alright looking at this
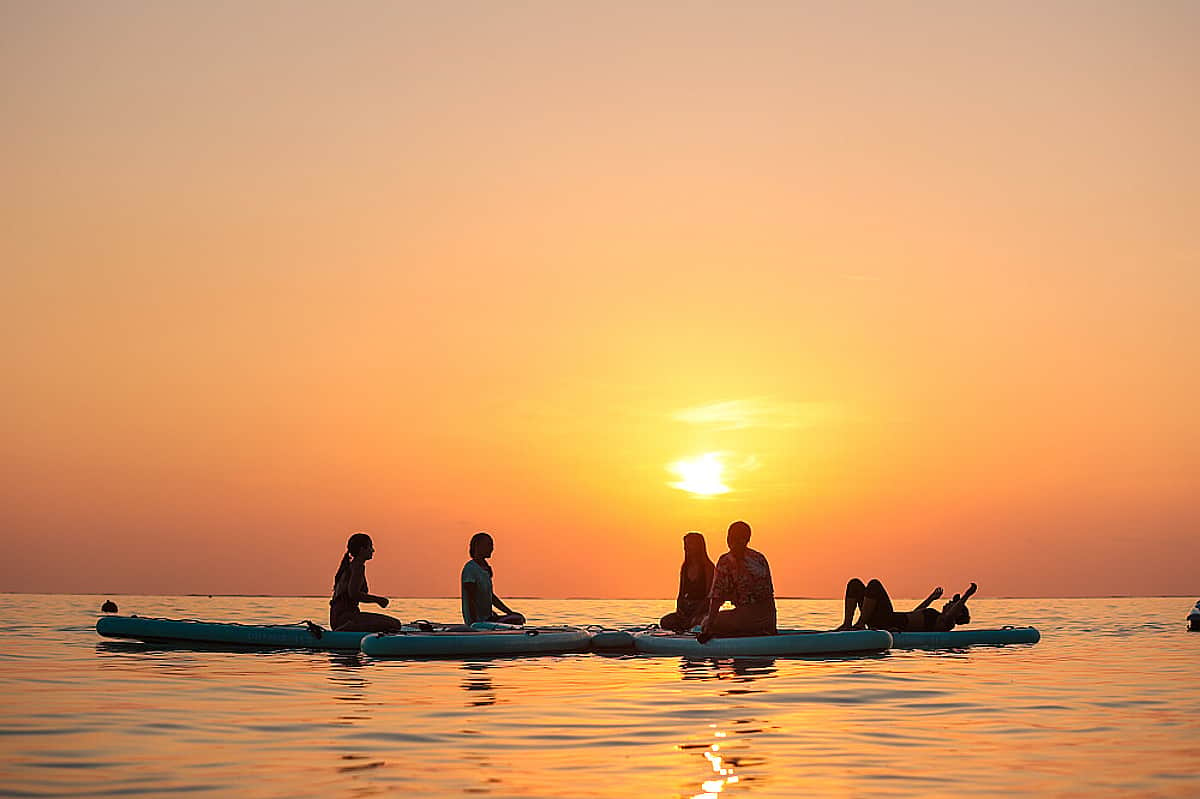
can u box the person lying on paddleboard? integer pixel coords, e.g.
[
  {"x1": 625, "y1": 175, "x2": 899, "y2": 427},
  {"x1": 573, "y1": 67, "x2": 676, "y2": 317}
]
[
  {"x1": 461, "y1": 532, "x2": 526, "y2": 626},
  {"x1": 835, "y1": 578, "x2": 976, "y2": 633},
  {"x1": 660, "y1": 532, "x2": 716, "y2": 632},
  {"x1": 697, "y1": 521, "x2": 777, "y2": 643},
  {"x1": 329, "y1": 532, "x2": 406, "y2": 632}
]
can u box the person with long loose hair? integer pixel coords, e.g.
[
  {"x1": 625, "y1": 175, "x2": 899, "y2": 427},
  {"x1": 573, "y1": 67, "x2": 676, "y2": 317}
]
[{"x1": 660, "y1": 532, "x2": 715, "y2": 632}]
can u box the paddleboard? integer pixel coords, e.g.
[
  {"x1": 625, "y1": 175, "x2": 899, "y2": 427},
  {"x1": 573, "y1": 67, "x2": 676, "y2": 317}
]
[
  {"x1": 632, "y1": 628, "x2": 892, "y2": 657},
  {"x1": 96, "y1": 615, "x2": 367, "y2": 651},
  {"x1": 589, "y1": 630, "x2": 636, "y2": 650},
  {"x1": 361, "y1": 626, "x2": 592, "y2": 658},
  {"x1": 890, "y1": 626, "x2": 1040, "y2": 648}
]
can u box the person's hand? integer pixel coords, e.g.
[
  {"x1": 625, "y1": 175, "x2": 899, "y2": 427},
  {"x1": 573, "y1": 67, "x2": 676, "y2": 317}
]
[
  {"x1": 931, "y1": 587, "x2": 944, "y2": 600},
  {"x1": 377, "y1": 597, "x2": 389, "y2": 608}
]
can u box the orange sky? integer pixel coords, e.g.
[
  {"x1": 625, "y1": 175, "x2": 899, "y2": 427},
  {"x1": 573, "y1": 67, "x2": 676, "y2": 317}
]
[{"x1": 2, "y1": 3, "x2": 1197, "y2": 599}]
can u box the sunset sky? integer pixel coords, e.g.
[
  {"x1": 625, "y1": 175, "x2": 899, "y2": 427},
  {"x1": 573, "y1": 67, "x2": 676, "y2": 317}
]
[{"x1": 2, "y1": 2, "x2": 1197, "y2": 599}]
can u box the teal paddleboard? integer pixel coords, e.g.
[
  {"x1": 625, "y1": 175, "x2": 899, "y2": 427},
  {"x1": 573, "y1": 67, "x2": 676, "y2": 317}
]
[
  {"x1": 361, "y1": 626, "x2": 592, "y2": 658},
  {"x1": 632, "y1": 628, "x2": 892, "y2": 657},
  {"x1": 890, "y1": 626, "x2": 1040, "y2": 648},
  {"x1": 96, "y1": 615, "x2": 367, "y2": 651}
]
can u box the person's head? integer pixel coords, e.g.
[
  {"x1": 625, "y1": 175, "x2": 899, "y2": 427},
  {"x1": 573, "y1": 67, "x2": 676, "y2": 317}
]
[
  {"x1": 682, "y1": 531, "x2": 709, "y2": 562},
  {"x1": 727, "y1": 521, "x2": 752, "y2": 552},
  {"x1": 347, "y1": 532, "x2": 374, "y2": 561},
  {"x1": 469, "y1": 531, "x2": 495, "y2": 559},
  {"x1": 942, "y1": 594, "x2": 971, "y2": 625},
  {"x1": 334, "y1": 532, "x2": 374, "y2": 589}
]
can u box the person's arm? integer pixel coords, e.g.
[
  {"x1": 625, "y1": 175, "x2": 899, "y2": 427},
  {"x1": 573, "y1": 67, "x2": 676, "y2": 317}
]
[
  {"x1": 462, "y1": 581, "x2": 480, "y2": 623},
  {"x1": 491, "y1": 594, "x2": 516, "y2": 615},
  {"x1": 934, "y1": 583, "x2": 977, "y2": 631},
  {"x1": 700, "y1": 558, "x2": 731, "y2": 633},
  {"x1": 699, "y1": 597, "x2": 723, "y2": 632},
  {"x1": 349, "y1": 563, "x2": 389, "y2": 607},
  {"x1": 914, "y1": 586, "x2": 943, "y2": 611}
]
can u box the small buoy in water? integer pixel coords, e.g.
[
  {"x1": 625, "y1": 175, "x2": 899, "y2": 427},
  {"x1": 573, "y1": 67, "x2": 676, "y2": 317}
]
[
  {"x1": 101, "y1": 600, "x2": 118, "y2": 613},
  {"x1": 1188, "y1": 601, "x2": 1200, "y2": 632}
]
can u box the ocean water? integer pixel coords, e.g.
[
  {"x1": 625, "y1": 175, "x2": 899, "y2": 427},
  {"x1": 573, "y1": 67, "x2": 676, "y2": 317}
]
[{"x1": 1, "y1": 594, "x2": 1197, "y2": 798}]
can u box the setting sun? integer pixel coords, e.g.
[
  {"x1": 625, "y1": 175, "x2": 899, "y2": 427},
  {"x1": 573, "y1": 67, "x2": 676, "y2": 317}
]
[{"x1": 669, "y1": 453, "x2": 731, "y2": 496}]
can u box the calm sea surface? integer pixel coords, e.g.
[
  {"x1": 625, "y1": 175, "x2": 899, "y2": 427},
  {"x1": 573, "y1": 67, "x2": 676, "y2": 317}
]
[{"x1": 1, "y1": 594, "x2": 1197, "y2": 798}]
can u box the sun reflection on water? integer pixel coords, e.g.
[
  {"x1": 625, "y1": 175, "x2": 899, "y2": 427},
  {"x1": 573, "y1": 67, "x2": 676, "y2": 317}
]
[{"x1": 692, "y1": 733, "x2": 746, "y2": 798}]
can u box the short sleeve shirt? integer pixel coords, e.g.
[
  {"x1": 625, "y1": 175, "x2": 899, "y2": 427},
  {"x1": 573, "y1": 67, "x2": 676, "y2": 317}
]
[
  {"x1": 709, "y1": 549, "x2": 774, "y2": 607},
  {"x1": 461, "y1": 559, "x2": 494, "y2": 624}
]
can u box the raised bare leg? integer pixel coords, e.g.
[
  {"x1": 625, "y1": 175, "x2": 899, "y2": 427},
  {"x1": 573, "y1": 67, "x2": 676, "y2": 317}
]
[{"x1": 836, "y1": 578, "x2": 866, "y2": 630}]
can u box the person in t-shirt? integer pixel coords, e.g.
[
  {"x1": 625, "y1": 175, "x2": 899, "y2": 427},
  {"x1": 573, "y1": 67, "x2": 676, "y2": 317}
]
[
  {"x1": 698, "y1": 521, "x2": 776, "y2": 642},
  {"x1": 461, "y1": 532, "x2": 526, "y2": 625}
]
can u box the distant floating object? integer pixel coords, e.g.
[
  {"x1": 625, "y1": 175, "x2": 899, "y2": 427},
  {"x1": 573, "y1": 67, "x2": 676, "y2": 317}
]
[
  {"x1": 1188, "y1": 601, "x2": 1200, "y2": 632},
  {"x1": 101, "y1": 600, "x2": 118, "y2": 613}
]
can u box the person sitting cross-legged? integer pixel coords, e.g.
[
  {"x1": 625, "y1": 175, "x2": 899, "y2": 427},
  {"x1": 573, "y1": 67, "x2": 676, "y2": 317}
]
[
  {"x1": 461, "y1": 532, "x2": 526, "y2": 626},
  {"x1": 697, "y1": 521, "x2": 777, "y2": 643}
]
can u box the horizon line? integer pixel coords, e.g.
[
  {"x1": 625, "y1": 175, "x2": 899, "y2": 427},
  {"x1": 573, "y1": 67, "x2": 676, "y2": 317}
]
[{"x1": 1, "y1": 591, "x2": 1196, "y2": 600}]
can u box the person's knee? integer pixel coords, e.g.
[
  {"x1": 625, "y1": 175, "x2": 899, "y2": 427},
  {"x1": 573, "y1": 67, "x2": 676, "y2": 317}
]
[
  {"x1": 865, "y1": 579, "x2": 885, "y2": 596},
  {"x1": 846, "y1": 577, "x2": 865, "y2": 596}
]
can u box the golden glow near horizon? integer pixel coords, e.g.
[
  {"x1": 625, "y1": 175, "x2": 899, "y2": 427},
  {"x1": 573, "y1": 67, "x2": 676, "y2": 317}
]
[
  {"x1": 1, "y1": 3, "x2": 1197, "y2": 598},
  {"x1": 669, "y1": 453, "x2": 731, "y2": 497}
]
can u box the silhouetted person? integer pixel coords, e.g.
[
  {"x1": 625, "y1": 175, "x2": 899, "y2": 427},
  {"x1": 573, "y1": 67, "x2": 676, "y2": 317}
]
[
  {"x1": 835, "y1": 578, "x2": 976, "y2": 632},
  {"x1": 698, "y1": 521, "x2": 777, "y2": 642},
  {"x1": 1188, "y1": 601, "x2": 1200, "y2": 632},
  {"x1": 101, "y1": 600, "x2": 118, "y2": 613},
  {"x1": 329, "y1": 533, "x2": 405, "y2": 632},
  {"x1": 660, "y1": 532, "x2": 715, "y2": 632},
  {"x1": 461, "y1": 532, "x2": 525, "y2": 625}
]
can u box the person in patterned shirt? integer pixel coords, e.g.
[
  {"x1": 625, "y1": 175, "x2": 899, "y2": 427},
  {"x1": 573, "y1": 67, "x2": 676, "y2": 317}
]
[{"x1": 698, "y1": 521, "x2": 777, "y2": 642}]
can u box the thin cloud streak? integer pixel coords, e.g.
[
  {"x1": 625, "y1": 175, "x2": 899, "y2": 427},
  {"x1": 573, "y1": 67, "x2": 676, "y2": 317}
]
[{"x1": 673, "y1": 399, "x2": 841, "y2": 431}]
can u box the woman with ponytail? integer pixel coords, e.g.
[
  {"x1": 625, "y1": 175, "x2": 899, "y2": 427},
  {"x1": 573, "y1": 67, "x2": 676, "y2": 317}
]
[{"x1": 329, "y1": 533, "x2": 404, "y2": 632}]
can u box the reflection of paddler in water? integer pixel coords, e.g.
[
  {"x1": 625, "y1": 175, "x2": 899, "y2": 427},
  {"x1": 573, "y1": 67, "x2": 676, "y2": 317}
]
[
  {"x1": 329, "y1": 533, "x2": 405, "y2": 632},
  {"x1": 461, "y1": 662, "x2": 496, "y2": 707},
  {"x1": 835, "y1": 578, "x2": 976, "y2": 632},
  {"x1": 698, "y1": 521, "x2": 777, "y2": 644},
  {"x1": 461, "y1": 532, "x2": 526, "y2": 626},
  {"x1": 660, "y1": 532, "x2": 715, "y2": 632},
  {"x1": 678, "y1": 657, "x2": 778, "y2": 682}
]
